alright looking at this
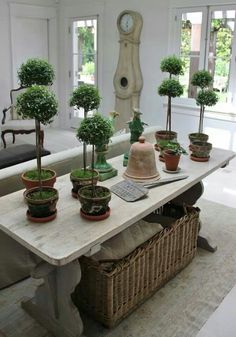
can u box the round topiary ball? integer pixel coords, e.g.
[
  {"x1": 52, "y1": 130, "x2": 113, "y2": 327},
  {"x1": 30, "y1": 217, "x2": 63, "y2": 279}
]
[
  {"x1": 18, "y1": 58, "x2": 55, "y2": 87},
  {"x1": 158, "y1": 79, "x2": 184, "y2": 98},
  {"x1": 191, "y1": 70, "x2": 213, "y2": 89},
  {"x1": 70, "y1": 84, "x2": 101, "y2": 113},
  {"x1": 196, "y1": 89, "x2": 219, "y2": 107},
  {"x1": 160, "y1": 55, "x2": 184, "y2": 76},
  {"x1": 77, "y1": 113, "x2": 113, "y2": 146},
  {"x1": 16, "y1": 85, "x2": 58, "y2": 125}
]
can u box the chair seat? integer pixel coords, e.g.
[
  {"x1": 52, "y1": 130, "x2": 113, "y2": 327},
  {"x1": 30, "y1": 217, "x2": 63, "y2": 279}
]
[{"x1": 1, "y1": 119, "x2": 36, "y2": 131}]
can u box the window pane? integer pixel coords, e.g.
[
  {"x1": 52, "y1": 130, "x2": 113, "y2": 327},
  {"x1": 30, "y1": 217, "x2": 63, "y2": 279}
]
[
  {"x1": 180, "y1": 12, "x2": 203, "y2": 98},
  {"x1": 72, "y1": 18, "x2": 97, "y2": 118},
  {"x1": 208, "y1": 10, "x2": 235, "y2": 103}
]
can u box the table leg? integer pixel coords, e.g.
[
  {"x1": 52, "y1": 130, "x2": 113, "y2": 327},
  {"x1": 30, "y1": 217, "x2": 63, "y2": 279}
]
[
  {"x1": 197, "y1": 233, "x2": 217, "y2": 252},
  {"x1": 21, "y1": 260, "x2": 83, "y2": 337}
]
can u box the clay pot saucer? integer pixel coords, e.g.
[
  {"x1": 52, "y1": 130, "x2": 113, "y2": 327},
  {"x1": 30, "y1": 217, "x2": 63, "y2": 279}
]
[
  {"x1": 26, "y1": 210, "x2": 57, "y2": 223},
  {"x1": 80, "y1": 207, "x2": 110, "y2": 221}
]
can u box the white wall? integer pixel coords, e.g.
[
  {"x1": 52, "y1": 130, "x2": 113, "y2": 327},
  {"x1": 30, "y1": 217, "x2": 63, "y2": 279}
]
[
  {"x1": 0, "y1": 0, "x2": 57, "y2": 124},
  {"x1": 58, "y1": 0, "x2": 170, "y2": 129}
]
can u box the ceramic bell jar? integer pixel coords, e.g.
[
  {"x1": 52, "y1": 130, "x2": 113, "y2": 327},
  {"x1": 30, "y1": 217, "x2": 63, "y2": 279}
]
[{"x1": 123, "y1": 136, "x2": 160, "y2": 182}]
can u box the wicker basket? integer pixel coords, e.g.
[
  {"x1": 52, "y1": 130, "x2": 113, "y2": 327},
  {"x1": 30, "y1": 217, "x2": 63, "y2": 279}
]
[{"x1": 73, "y1": 207, "x2": 199, "y2": 328}]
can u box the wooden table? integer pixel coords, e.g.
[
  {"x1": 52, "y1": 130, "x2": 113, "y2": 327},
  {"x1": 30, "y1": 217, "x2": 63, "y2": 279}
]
[{"x1": 0, "y1": 148, "x2": 235, "y2": 337}]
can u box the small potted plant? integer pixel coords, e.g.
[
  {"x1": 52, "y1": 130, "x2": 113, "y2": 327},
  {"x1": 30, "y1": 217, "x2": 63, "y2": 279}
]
[
  {"x1": 189, "y1": 70, "x2": 218, "y2": 161},
  {"x1": 163, "y1": 141, "x2": 187, "y2": 172},
  {"x1": 16, "y1": 85, "x2": 59, "y2": 222},
  {"x1": 17, "y1": 58, "x2": 57, "y2": 188},
  {"x1": 69, "y1": 84, "x2": 101, "y2": 196},
  {"x1": 156, "y1": 55, "x2": 184, "y2": 160},
  {"x1": 77, "y1": 113, "x2": 113, "y2": 220}
]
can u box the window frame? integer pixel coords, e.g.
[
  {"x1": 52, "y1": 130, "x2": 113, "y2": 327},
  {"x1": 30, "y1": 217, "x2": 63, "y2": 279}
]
[
  {"x1": 171, "y1": 4, "x2": 236, "y2": 113},
  {"x1": 69, "y1": 15, "x2": 99, "y2": 125}
]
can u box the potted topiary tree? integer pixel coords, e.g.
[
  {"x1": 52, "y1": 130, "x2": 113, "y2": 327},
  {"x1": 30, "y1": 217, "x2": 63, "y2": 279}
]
[
  {"x1": 16, "y1": 85, "x2": 59, "y2": 222},
  {"x1": 156, "y1": 55, "x2": 184, "y2": 160},
  {"x1": 77, "y1": 113, "x2": 113, "y2": 220},
  {"x1": 69, "y1": 84, "x2": 101, "y2": 197},
  {"x1": 18, "y1": 58, "x2": 57, "y2": 189},
  {"x1": 189, "y1": 70, "x2": 218, "y2": 162}
]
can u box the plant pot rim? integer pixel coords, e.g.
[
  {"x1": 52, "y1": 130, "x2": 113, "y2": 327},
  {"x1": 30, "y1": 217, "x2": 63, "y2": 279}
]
[
  {"x1": 155, "y1": 130, "x2": 177, "y2": 135},
  {"x1": 189, "y1": 132, "x2": 208, "y2": 136},
  {"x1": 70, "y1": 168, "x2": 99, "y2": 180},
  {"x1": 78, "y1": 185, "x2": 111, "y2": 201},
  {"x1": 21, "y1": 168, "x2": 56, "y2": 182},
  {"x1": 24, "y1": 186, "x2": 59, "y2": 203}
]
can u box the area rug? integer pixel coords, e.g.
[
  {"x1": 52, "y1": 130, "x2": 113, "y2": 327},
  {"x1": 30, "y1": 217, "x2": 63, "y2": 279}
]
[{"x1": 0, "y1": 199, "x2": 236, "y2": 337}]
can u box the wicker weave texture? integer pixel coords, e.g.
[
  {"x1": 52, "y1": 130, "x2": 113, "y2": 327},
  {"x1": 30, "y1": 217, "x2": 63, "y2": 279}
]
[{"x1": 74, "y1": 208, "x2": 199, "y2": 328}]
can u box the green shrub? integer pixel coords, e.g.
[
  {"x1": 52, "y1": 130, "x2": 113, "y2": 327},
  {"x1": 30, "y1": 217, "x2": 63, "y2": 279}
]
[
  {"x1": 69, "y1": 84, "x2": 100, "y2": 114},
  {"x1": 160, "y1": 55, "x2": 184, "y2": 76},
  {"x1": 77, "y1": 113, "x2": 113, "y2": 146},
  {"x1": 158, "y1": 79, "x2": 184, "y2": 98},
  {"x1": 18, "y1": 58, "x2": 55, "y2": 87},
  {"x1": 191, "y1": 70, "x2": 213, "y2": 89},
  {"x1": 16, "y1": 85, "x2": 58, "y2": 124}
]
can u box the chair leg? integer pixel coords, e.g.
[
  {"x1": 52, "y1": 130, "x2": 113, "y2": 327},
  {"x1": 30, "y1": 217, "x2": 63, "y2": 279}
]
[
  {"x1": 1, "y1": 132, "x2": 7, "y2": 148},
  {"x1": 12, "y1": 132, "x2": 16, "y2": 144}
]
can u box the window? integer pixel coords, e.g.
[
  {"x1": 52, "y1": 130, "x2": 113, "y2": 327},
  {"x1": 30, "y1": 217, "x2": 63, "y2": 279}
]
[
  {"x1": 173, "y1": 5, "x2": 236, "y2": 110},
  {"x1": 71, "y1": 17, "x2": 98, "y2": 120}
]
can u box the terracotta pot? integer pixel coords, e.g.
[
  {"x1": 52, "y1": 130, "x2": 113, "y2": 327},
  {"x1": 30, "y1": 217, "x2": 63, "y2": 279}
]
[
  {"x1": 155, "y1": 130, "x2": 177, "y2": 161},
  {"x1": 78, "y1": 185, "x2": 111, "y2": 220},
  {"x1": 21, "y1": 169, "x2": 56, "y2": 190},
  {"x1": 24, "y1": 186, "x2": 59, "y2": 223},
  {"x1": 189, "y1": 132, "x2": 209, "y2": 144},
  {"x1": 163, "y1": 150, "x2": 180, "y2": 171},
  {"x1": 70, "y1": 169, "x2": 99, "y2": 198},
  {"x1": 190, "y1": 141, "x2": 212, "y2": 162}
]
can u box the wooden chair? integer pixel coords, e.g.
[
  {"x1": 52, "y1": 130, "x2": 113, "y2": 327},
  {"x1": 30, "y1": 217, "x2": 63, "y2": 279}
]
[{"x1": 1, "y1": 87, "x2": 44, "y2": 148}]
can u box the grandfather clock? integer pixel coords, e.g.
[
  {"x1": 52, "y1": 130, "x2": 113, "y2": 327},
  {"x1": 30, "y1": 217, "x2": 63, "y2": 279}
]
[{"x1": 113, "y1": 10, "x2": 143, "y2": 131}]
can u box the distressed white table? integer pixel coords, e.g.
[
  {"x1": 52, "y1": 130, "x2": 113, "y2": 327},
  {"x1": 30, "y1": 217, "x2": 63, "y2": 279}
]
[{"x1": 0, "y1": 148, "x2": 235, "y2": 337}]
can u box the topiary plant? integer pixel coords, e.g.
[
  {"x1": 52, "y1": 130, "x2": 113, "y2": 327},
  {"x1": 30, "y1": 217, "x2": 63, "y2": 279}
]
[
  {"x1": 158, "y1": 55, "x2": 184, "y2": 134},
  {"x1": 69, "y1": 84, "x2": 100, "y2": 117},
  {"x1": 17, "y1": 58, "x2": 55, "y2": 87},
  {"x1": 77, "y1": 113, "x2": 113, "y2": 195},
  {"x1": 70, "y1": 84, "x2": 101, "y2": 172},
  {"x1": 191, "y1": 70, "x2": 218, "y2": 133},
  {"x1": 16, "y1": 85, "x2": 58, "y2": 192}
]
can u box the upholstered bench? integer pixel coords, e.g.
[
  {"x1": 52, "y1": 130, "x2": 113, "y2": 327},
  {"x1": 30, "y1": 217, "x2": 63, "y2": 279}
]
[{"x1": 0, "y1": 144, "x2": 50, "y2": 169}]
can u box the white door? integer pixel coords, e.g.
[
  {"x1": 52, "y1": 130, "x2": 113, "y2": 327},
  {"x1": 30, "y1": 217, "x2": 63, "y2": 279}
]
[{"x1": 10, "y1": 4, "x2": 57, "y2": 88}]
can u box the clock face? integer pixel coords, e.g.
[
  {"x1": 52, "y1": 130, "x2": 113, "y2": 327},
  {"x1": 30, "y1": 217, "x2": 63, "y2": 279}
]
[{"x1": 120, "y1": 13, "x2": 134, "y2": 33}]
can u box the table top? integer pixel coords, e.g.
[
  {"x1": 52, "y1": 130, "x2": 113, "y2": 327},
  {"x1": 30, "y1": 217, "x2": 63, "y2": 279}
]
[{"x1": 0, "y1": 147, "x2": 235, "y2": 266}]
